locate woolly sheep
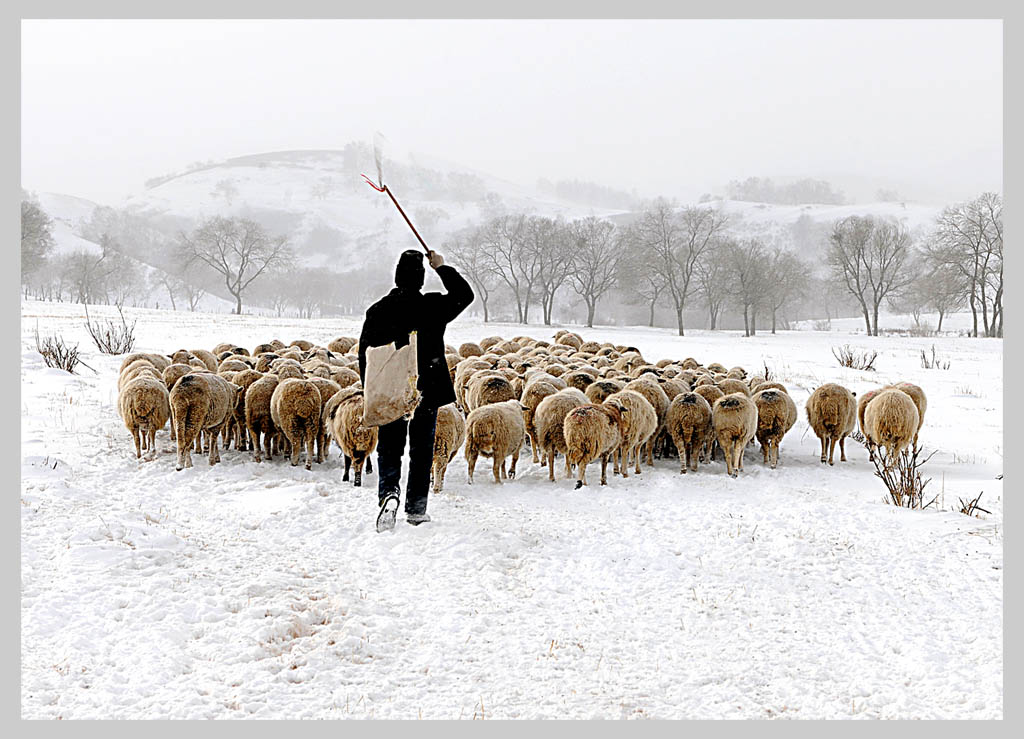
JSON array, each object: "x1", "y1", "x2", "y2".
[
  {"x1": 752, "y1": 388, "x2": 798, "y2": 469},
  {"x1": 328, "y1": 336, "x2": 357, "y2": 354},
  {"x1": 857, "y1": 389, "x2": 883, "y2": 458},
  {"x1": 563, "y1": 371, "x2": 595, "y2": 392},
  {"x1": 464, "y1": 398, "x2": 527, "y2": 484},
  {"x1": 755, "y1": 381, "x2": 788, "y2": 395},
  {"x1": 891, "y1": 382, "x2": 927, "y2": 447},
  {"x1": 270, "y1": 378, "x2": 322, "y2": 470},
  {"x1": 534, "y1": 387, "x2": 589, "y2": 481},
  {"x1": 228, "y1": 369, "x2": 265, "y2": 452},
  {"x1": 466, "y1": 372, "x2": 517, "y2": 412},
  {"x1": 290, "y1": 340, "x2": 314, "y2": 352},
  {"x1": 712, "y1": 393, "x2": 758, "y2": 478},
  {"x1": 189, "y1": 349, "x2": 219, "y2": 372},
  {"x1": 585, "y1": 379, "x2": 625, "y2": 405},
  {"x1": 604, "y1": 390, "x2": 657, "y2": 477},
  {"x1": 245, "y1": 374, "x2": 280, "y2": 462},
  {"x1": 521, "y1": 379, "x2": 559, "y2": 464},
  {"x1": 331, "y1": 366, "x2": 360, "y2": 389},
  {"x1": 863, "y1": 388, "x2": 919, "y2": 461},
  {"x1": 432, "y1": 403, "x2": 466, "y2": 493},
  {"x1": 170, "y1": 373, "x2": 241, "y2": 470},
  {"x1": 806, "y1": 383, "x2": 858, "y2": 465},
  {"x1": 717, "y1": 378, "x2": 752, "y2": 398},
  {"x1": 118, "y1": 376, "x2": 170, "y2": 459},
  {"x1": 622, "y1": 378, "x2": 670, "y2": 465},
  {"x1": 459, "y1": 342, "x2": 484, "y2": 358},
  {"x1": 563, "y1": 403, "x2": 626, "y2": 488},
  {"x1": 665, "y1": 392, "x2": 713, "y2": 474},
  {"x1": 308, "y1": 377, "x2": 342, "y2": 463},
  {"x1": 327, "y1": 388, "x2": 378, "y2": 486}
]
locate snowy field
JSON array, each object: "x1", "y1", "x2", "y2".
[{"x1": 21, "y1": 300, "x2": 1002, "y2": 719}]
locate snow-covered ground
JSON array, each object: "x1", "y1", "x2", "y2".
[{"x1": 21, "y1": 300, "x2": 1002, "y2": 719}]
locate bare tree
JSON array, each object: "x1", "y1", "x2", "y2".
[
  {"x1": 568, "y1": 217, "x2": 621, "y2": 328},
  {"x1": 445, "y1": 227, "x2": 499, "y2": 322},
  {"x1": 923, "y1": 192, "x2": 1002, "y2": 337},
  {"x1": 528, "y1": 216, "x2": 575, "y2": 326},
  {"x1": 181, "y1": 217, "x2": 292, "y2": 315},
  {"x1": 695, "y1": 245, "x2": 730, "y2": 330},
  {"x1": 618, "y1": 224, "x2": 667, "y2": 327},
  {"x1": 827, "y1": 215, "x2": 913, "y2": 336},
  {"x1": 764, "y1": 247, "x2": 810, "y2": 333},
  {"x1": 635, "y1": 199, "x2": 728, "y2": 336},
  {"x1": 22, "y1": 195, "x2": 55, "y2": 280},
  {"x1": 725, "y1": 238, "x2": 770, "y2": 336},
  {"x1": 480, "y1": 213, "x2": 543, "y2": 324}
]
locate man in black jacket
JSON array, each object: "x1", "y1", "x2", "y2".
[{"x1": 359, "y1": 249, "x2": 474, "y2": 532}]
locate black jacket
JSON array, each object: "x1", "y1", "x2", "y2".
[{"x1": 358, "y1": 264, "x2": 474, "y2": 408}]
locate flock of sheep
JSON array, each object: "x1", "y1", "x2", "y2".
[{"x1": 114, "y1": 330, "x2": 927, "y2": 491}]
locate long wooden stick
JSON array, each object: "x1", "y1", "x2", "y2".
[{"x1": 361, "y1": 173, "x2": 430, "y2": 254}]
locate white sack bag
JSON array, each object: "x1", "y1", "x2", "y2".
[{"x1": 362, "y1": 332, "x2": 421, "y2": 427}]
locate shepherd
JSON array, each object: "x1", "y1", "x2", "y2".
[{"x1": 359, "y1": 249, "x2": 474, "y2": 532}]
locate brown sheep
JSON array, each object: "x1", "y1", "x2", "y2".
[
  {"x1": 327, "y1": 337, "x2": 357, "y2": 354},
  {"x1": 707, "y1": 362, "x2": 727, "y2": 374},
  {"x1": 228, "y1": 369, "x2": 265, "y2": 452},
  {"x1": 752, "y1": 388, "x2": 798, "y2": 469},
  {"x1": 459, "y1": 342, "x2": 484, "y2": 358},
  {"x1": 330, "y1": 366, "x2": 360, "y2": 389},
  {"x1": 118, "y1": 377, "x2": 170, "y2": 459},
  {"x1": 170, "y1": 373, "x2": 241, "y2": 470},
  {"x1": 270, "y1": 379, "x2": 322, "y2": 470},
  {"x1": 161, "y1": 363, "x2": 196, "y2": 392},
  {"x1": 658, "y1": 377, "x2": 689, "y2": 401},
  {"x1": 717, "y1": 378, "x2": 752, "y2": 398},
  {"x1": 806, "y1": 383, "x2": 858, "y2": 465},
  {"x1": 585, "y1": 379, "x2": 625, "y2": 405},
  {"x1": 289, "y1": 339, "x2": 314, "y2": 352},
  {"x1": 604, "y1": 390, "x2": 657, "y2": 477},
  {"x1": 327, "y1": 388, "x2": 378, "y2": 486},
  {"x1": 119, "y1": 352, "x2": 171, "y2": 373},
  {"x1": 712, "y1": 393, "x2": 758, "y2": 478},
  {"x1": 245, "y1": 375, "x2": 280, "y2": 462},
  {"x1": 563, "y1": 403, "x2": 626, "y2": 488},
  {"x1": 431, "y1": 403, "x2": 466, "y2": 493},
  {"x1": 274, "y1": 363, "x2": 305, "y2": 381},
  {"x1": 563, "y1": 371, "x2": 595, "y2": 392},
  {"x1": 189, "y1": 349, "x2": 219, "y2": 372},
  {"x1": 254, "y1": 353, "x2": 279, "y2": 373},
  {"x1": 857, "y1": 388, "x2": 883, "y2": 458},
  {"x1": 466, "y1": 372, "x2": 517, "y2": 412},
  {"x1": 556, "y1": 333, "x2": 583, "y2": 350},
  {"x1": 308, "y1": 377, "x2": 342, "y2": 463},
  {"x1": 218, "y1": 358, "x2": 250, "y2": 374},
  {"x1": 863, "y1": 389, "x2": 919, "y2": 462},
  {"x1": 253, "y1": 343, "x2": 277, "y2": 356},
  {"x1": 464, "y1": 399, "x2": 527, "y2": 484},
  {"x1": 212, "y1": 342, "x2": 237, "y2": 355},
  {"x1": 118, "y1": 361, "x2": 162, "y2": 391},
  {"x1": 521, "y1": 380, "x2": 559, "y2": 464},
  {"x1": 534, "y1": 387, "x2": 589, "y2": 481},
  {"x1": 756, "y1": 381, "x2": 788, "y2": 395},
  {"x1": 665, "y1": 392, "x2": 713, "y2": 474}
]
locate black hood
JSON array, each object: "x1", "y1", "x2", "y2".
[{"x1": 395, "y1": 249, "x2": 425, "y2": 291}]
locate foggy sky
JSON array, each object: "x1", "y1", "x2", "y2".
[{"x1": 21, "y1": 19, "x2": 1002, "y2": 206}]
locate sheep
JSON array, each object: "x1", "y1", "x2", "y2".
[
  {"x1": 585, "y1": 379, "x2": 625, "y2": 404},
  {"x1": 119, "y1": 352, "x2": 171, "y2": 374},
  {"x1": 169, "y1": 373, "x2": 241, "y2": 470},
  {"x1": 717, "y1": 378, "x2": 752, "y2": 398},
  {"x1": 308, "y1": 377, "x2": 342, "y2": 462},
  {"x1": 189, "y1": 349, "x2": 218, "y2": 372},
  {"x1": 459, "y1": 342, "x2": 484, "y2": 358},
  {"x1": 254, "y1": 353, "x2": 279, "y2": 373},
  {"x1": 274, "y1": 363, "x2": 305, "y2": 381},
  {"x1": 465, "y1": 372, "x2": 517, "y2": 411},
  {"x1": 331, "y1": 366, "x2": 360, "y2": 389},
  {"x1": 556, "y1": 333, "x2": 583, "y2": 350},
  {"x1": 118, "y1": 376, "x2": 170, "y2": 459},
  {"x1": 253, "y1": 343, "x2": 277, "y2": 356},
  {"x1": 328, "y1": 336, "x2": 357, "y2": 354},
  {"x1": 752, "y1": 388, "x2": 798, "y2": 469},
  {"x1": 118, "y1": 361, "x2": 162, "y2": 391},
  {"x1": 726, "y1": 366, "x2": 747, "y2": 380},
  {"x1": 707, "y1": 362, "x2": 727, "y2": 374},
  {"x1": 622, "y1": 378, "x2": 670, "y2": 464},
  {"x1": 658, "y1": 377, "x2": 690, "y2": 401},
  {"x1": 289, "y1": 339, "x2": 314, "y2": 352},
  {"x1": 218, "y1": 358, "x2": 250, "y2": 374},
  {"x1": 747, "y1": 375, "x2": 766, "y2": 392},
  {"x1": 431, "y1": 403, "x2": 466, "y2": 493},
  {"x1": 806, "y1": 383, "x2": 858, "y2": 465},
  {"x1": 534, "y1": 387, "x2": 589, "y2": 481},
  {"x1": 170, "y1": 349, "x2": 196, "y2": 365},
  {"x1": 212, "y1": 342, "x2": 238, "y2": 355},
  {"x1": 857, "y1": 388, "x2": 883, "y2": 458},
  {"x1": 464, "y1": 398, "x2": 527, "y2": 484},
  {"x1": 563, "y1": 403, "x2": 626, "y2": 488},
  {"x1": 245, "y1": 374, "x2": 280, "y2": 462},
  {"x1": 604, "y1": 390, "x2": 657, "y2": 477},
  {"x1": 270, "y1": 378, "x2": 322, "y2": 470},
  {"x1": 863, "y1": 388, "x2": 919, "y2": 462},
  {"x1": 327, "y1": 388, "x2": 378, "y2": 486},
  {"x1": 891, "y1": 382, "x2": 927, "y2": 447},
  {"x1": 228, "y1": 369, "x2": 265, "y2": 451},
  {"x1": 563, "y1": 371, "x2": 595, "y2": 392},
  {"x1": 755, "y1": 381, "x2": 788, "y2": 395},
  {"x1": 521, "y1": 380, "x2": 559, "y2": 463},
  {"x1": 712, "y1": 393, "x2": 758, "y2": 478},
  {"x1": 269, "y1": 339, "x2": 286, "y2": 351},
  {"x1": 665, "y1": 392, "x2": 713, "y2": 474}
]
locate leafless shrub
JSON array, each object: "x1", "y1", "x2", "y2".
[
  {"x1": 872, "y1": 444, "x2": 938, "y2": 509},
  {"x1": 957, "y1": 491, "x2": 990, "y2": 517},
  {"x1": 813, "y1": 319, "x2": 831, "y2": 331},
  {"x1": 908, "y1": 322, "x2": 935, "y2": 337},
  {"x1": 84, "y1": 304, "x2": 137, "y2": 354},
  {"x1": 920, "y1": 345, "x2": 950, "y2": 370},
  {"x1": 832, "y1": 344, "x2": 878, "y2": 371},
  {"x1": 33, "y1": 324, "x2": 87, "y2": 374},
  {"x1": 762, "y1": 362, "x2": 775, "y2": 382},
  {"x1": 955, "y1": 385, "x2": 978, "y2": 397}
]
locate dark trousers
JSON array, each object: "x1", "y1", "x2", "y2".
[{"x1": 376, "y1": 403, "x2": 438, "y2": 515}]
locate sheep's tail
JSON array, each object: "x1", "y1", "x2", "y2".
[{"x1": 719, "y1": 397, "x2": 742, "y2": 409}]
